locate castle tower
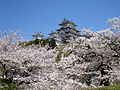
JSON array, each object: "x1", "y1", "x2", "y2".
[
  {"x1": 32, "y1": 32, "x2": 44, "y2": 40},
  {"x1": 48, "y1": 31, "x2": 57, "y2": 39},
  {"x1": 48, "y1": 31, "x2": 62, "y2": 45},
  {"x1": 56, "y1": 18, "x2": 81, "y2": 43}
]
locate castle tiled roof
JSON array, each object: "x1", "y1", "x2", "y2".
[
  {"x1": 32, "y1": 32, "x2": 44, "y2": 37},
  {"x1": 59, "y1": 18, "x2": 77, "y2": 26},
  {"x1": 48, "y1": 31, "x2": 57, "y2": 35},
  {"x1": 56, "y1": 27, "x2": 80, "y2": 32}
]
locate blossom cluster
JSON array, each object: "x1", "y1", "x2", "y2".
[{"x1": 0, "y1": 17, "x2": 120, "y2": 90}]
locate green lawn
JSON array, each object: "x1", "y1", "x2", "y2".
[{"x1": 82, "y1": 85, "x2": 120, "y2": 90}]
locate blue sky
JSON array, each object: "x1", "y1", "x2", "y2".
[{"x1": 0, "y1": 0, "x2": 120, "y2": 40}]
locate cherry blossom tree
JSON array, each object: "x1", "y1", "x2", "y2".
[{"x1": 0, "y1": 16, "x2": 120, "y2": 89}]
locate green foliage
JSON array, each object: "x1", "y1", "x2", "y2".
[
  {"x1": 57, "y1": 45, "x2": 67, "y2": 51},
  {"x1": 1, "y1": 68, "x2": 10, "y2": 74},
  {"x1": 25, "y1": 39, "x2": 49, "y2": 47},
  {"x1": 40, "y1": 39, "x2": 49, "y2": 47},
  {"x1": 55, "y1": 45, "x2": 67, "y2": 62},
  {"x1": 25, "y1": 38, "x2": 56, "y2": 49},
  {"x1": 64, "y1": 50, "x2": 72, "y2": 57},
  {"x1": 0, "y1": 78, "x2": 18, "y2": 90},
  {"x1": 82, "y1": 85, "x2": 120, "y2": 90},
  {"x1": 0, "y1": 78, "x2": 12, "y2": 84},
  {"x1": 56, "y1": 51, "x2": 63, "y2": 63},
  {"x1": 109, "y1": 43, "x2": 120, "y2": 51},
  {"x1": 48, "y1": 38, "x2": 56, "y2": 49},
  {"x1": 1, "y1": 66, "x2": 11, "y2": 79},
  {"x1": 25, "y1": 41, "x2": 33, "y2": 47},
  {"x1": 0, "y1": 65, "x2": 18, "y2": 90}
]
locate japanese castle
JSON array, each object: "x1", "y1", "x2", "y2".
[
  {"x1": 32, "y1": 32, "x2": 44, "y2": 40},
  {"x1": 32, "y1": 18, "x2": 81, "y2": 45},
  {"x1": 49, "y1": 18, "x2": 81, "y2": 45}
]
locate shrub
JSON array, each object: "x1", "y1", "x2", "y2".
[
  {"x1": 82, "y1": 85, "x2": 120, "y2": 90},
  {"x1": 56, "y1": 51, "x2": 63, "y2": 63},
  {"x1": 0, "y1": 79, "x2": 18, "y2": 90},
  {"x1": 49, "y1": 38, "x2": 56, "y2": 49},
  {"x1": 25, "y1": 38, "x2": 56, "y2": 49},
  {"x1": 0, "y1": 64, "x2": 18, "y2": 89},
  {"x1": 55, "y1": 44, "x2": 67, "y2": 62}
]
